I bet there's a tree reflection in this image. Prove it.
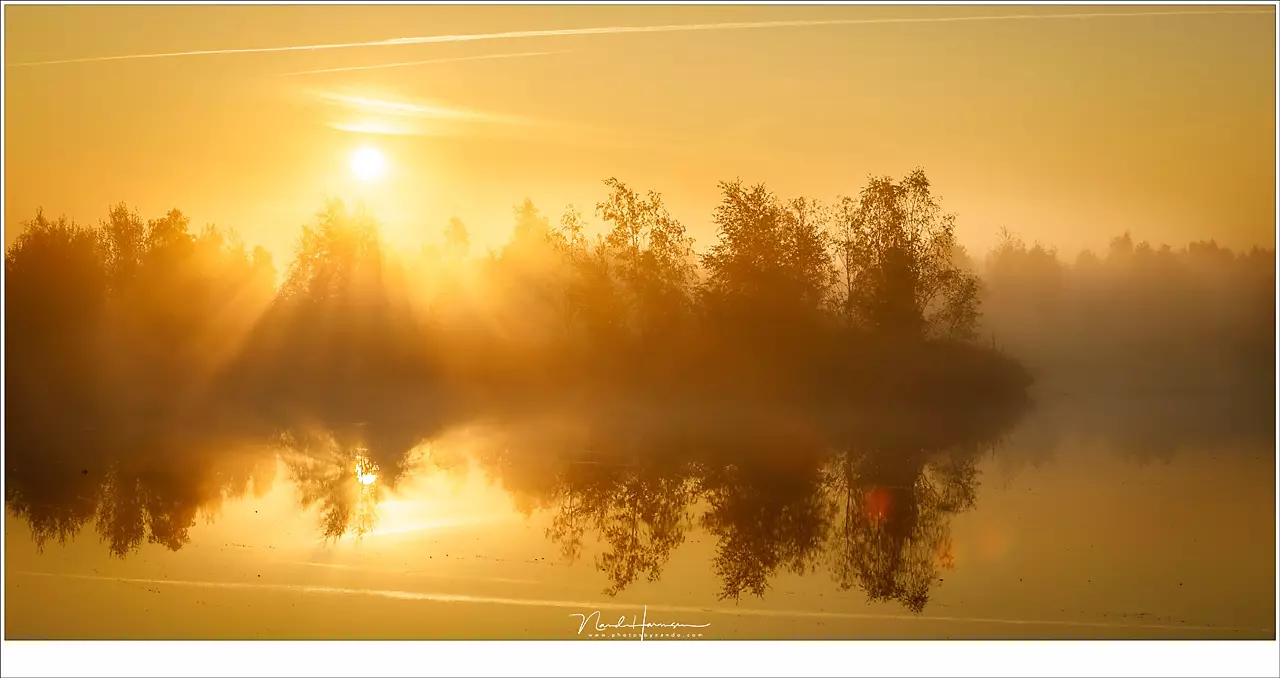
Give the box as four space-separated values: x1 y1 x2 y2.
11 390 1276 614
824 448 977 612
277 426 420 540
5 388 1018 612
699 451 831 601
6 423 276 558
545 458 696 595
471 421 700 595
475 403 1024 612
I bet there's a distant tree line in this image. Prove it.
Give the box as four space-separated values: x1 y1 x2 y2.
976 229 1274 395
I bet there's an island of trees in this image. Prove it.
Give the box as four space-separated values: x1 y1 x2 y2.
6 169 1034 436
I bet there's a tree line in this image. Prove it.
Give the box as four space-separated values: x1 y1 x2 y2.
977 229 1274 395
6 160 1271 611
5 169 1031 441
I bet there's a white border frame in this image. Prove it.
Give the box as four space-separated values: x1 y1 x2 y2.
1 1 1276 676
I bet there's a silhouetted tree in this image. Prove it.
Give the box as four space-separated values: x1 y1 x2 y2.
833 169 979 339
546 205 625 356
5 211 108 425
99 202 145 291
702 181 833 335
596 178 697 344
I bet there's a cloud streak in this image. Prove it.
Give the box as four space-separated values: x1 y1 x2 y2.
280 50 568 76
8 9 1273 67
319 92 500 121
316 91 530 125
312 89 536 136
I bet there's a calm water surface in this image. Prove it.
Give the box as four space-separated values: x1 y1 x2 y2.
5 394 1275 640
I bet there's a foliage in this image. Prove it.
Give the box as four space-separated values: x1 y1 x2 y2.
832 169 980 340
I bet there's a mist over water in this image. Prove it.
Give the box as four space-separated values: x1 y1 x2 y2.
4 171 1274 639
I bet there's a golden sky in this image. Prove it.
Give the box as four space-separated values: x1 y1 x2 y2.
4 4 1276 261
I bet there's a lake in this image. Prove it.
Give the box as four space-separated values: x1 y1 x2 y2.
5 393 1275 640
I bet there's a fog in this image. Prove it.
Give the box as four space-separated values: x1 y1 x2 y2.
975 230 1274 396
4 170 1274 613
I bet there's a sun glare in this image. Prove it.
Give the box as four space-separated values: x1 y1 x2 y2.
354 455 379 486
350 146 386 181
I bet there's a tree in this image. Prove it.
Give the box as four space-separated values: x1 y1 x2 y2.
833 169 979 340
701 181 833 330
506 198 552 259
984 229 1065 322
99 202 145 291
545 205 624 350
443 217 470 259
5 211 108 422
280 200 384 303
248 200 434 416
595 178 696 341
548 204 590 258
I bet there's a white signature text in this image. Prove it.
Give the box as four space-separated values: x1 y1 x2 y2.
569 605 710 640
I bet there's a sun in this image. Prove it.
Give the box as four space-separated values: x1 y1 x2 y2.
350 146 386 181
353 455 379 486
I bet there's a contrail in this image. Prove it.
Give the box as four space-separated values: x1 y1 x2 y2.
7 9 1273 67
11 570 1270 635
279 49 568 76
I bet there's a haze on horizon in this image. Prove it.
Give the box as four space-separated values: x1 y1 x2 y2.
3 4 1276 262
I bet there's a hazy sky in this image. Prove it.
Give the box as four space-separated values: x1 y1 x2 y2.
4 5 1276 262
